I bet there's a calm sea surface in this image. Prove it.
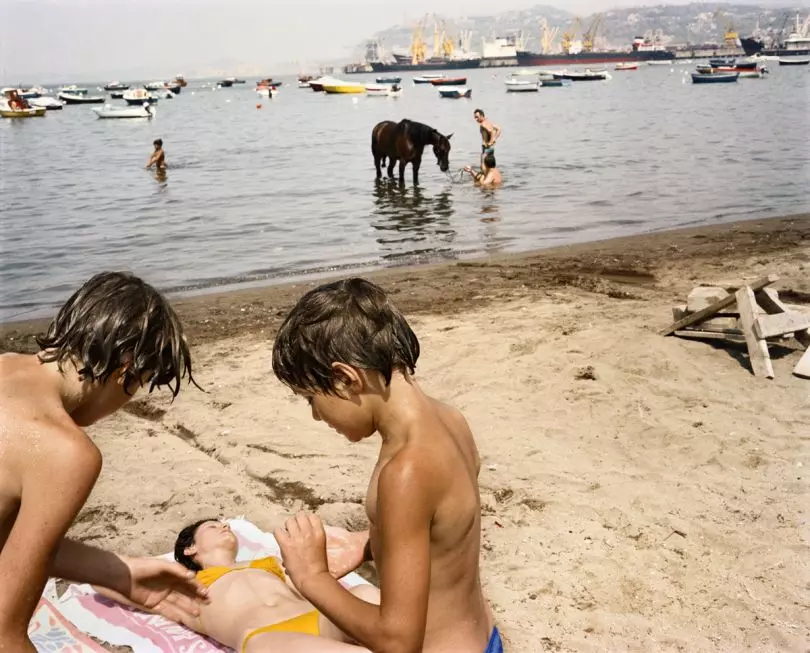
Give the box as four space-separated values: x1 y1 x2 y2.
2 65 809 321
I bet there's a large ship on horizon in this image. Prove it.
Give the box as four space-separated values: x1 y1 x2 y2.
517 34 676 67
740 13 810 57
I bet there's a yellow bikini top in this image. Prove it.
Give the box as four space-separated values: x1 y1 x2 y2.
196 556 286 588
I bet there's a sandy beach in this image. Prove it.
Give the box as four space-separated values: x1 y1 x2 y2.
3 214 809 652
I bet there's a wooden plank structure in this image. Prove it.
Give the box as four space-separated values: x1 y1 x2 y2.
661 274 810 379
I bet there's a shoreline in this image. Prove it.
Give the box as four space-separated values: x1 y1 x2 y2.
2 212 808 353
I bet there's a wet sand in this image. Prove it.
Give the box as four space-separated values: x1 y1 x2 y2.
3 213 809 652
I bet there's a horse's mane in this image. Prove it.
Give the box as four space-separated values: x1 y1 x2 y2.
400 119 441 146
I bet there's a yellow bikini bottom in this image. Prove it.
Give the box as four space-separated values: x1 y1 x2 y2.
241 611 320 652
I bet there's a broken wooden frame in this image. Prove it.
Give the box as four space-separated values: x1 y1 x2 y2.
661 274 810 379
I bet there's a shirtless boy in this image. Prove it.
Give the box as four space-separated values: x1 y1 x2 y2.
0 272 206 651
464 152 503 188
146 138 166 170
98 518 379 652
474 109 501 167
271 278 502 653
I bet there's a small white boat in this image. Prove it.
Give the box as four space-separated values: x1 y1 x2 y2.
28 96 63 110
365 83 402 97
647 60 674 66
438 87 472 99
59 90 105 104
256 87 277 98
93 103 154 119
778 56 810 66
504 78 538 92
615 62 639 70
123 88 157 105
413 73 445 84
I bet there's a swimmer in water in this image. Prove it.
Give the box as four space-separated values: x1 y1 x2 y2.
464 152 502 187
473 109 500 168
146 138 166 170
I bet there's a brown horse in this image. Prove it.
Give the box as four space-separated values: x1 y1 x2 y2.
371 119 452 185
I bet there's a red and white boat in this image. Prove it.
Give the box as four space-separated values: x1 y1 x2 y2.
615 62 638 70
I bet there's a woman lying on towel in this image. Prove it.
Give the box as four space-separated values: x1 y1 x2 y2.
96 519 379 652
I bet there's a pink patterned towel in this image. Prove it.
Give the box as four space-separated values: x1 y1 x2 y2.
29 595 107 653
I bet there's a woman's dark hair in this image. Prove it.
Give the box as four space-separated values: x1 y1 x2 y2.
36 271 195 397
272 278 420 394
484 152 496 168
154 138 163 147
174 518 218 571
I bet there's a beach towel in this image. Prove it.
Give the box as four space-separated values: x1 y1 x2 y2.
52 518 371 653
30 582 107 653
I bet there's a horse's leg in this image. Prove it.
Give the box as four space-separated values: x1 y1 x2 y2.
388 158 396 179
412 157 421 186
399 159 406 185
374 154 382 179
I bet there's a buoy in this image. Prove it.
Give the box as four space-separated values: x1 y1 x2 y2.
256 103 262 109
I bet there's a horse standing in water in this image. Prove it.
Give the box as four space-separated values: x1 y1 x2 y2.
371 119 452 185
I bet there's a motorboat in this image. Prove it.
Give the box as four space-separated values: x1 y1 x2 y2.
1 90 46 117
778 56 810 65
58 88 105 104
322 80 365 94
144 81 180 94
504 78 538 92
109 91 126 99
430 77 467 86
174 75 188 87
375 76 402 84
308 76 340 92
217 79 234 88
438 87 472 98
413 73 445 84
691 72 739 83
550 69 609 81
123 88 157 105
538 78 572 87
365 84 403 97
93 103 154 119
647 60 674 66
104 81 130 91
28 96 63 110
615 62 639 70
298 75 314 88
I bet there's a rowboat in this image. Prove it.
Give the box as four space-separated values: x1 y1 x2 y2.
438 87 472 99
59 91 105 104
413 74 445 84
647 60 674 66
322 81 365 94
615 62 638 70
691 72 739 83
365 84 402 97
0 105 46 117
778 56 810 65
504 78 538 92
123 88 157 105
431 77 467 86
93 103 154 119
28 96 63 110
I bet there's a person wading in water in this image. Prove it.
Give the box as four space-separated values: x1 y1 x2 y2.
473 109 501 168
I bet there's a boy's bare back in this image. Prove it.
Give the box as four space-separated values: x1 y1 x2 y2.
367 396 489 652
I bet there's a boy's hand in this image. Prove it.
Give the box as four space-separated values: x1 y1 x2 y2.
119 555 209 620
275 513 331 593
324 526 369 578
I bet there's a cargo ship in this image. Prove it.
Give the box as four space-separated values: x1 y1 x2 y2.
740 13 810 58
517 35 676 67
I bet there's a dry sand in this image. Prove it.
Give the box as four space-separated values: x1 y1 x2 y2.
3 215 809 652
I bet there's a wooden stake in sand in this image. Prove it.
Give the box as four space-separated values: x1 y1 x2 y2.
736 286 774 379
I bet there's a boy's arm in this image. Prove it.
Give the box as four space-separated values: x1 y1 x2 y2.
492 123 501 141
92 585 206 633
279 456 435 653
0 431 101 642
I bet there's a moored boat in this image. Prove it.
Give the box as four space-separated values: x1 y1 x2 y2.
93 103 154 119
1 90 47 117
217 79 234 88
123 88 157 105
413 74 445 84
28 96 63 110
778 56 810 65
551 69 609 81
438 87 472 98
647 60 674 66
104 81 129 91
538 79 572 87
110 91 126 99
615 62 638 70
504 78 538 92
58 90 105 104
691 72 739 83
375 76 402 84
322 80 365 94
430 77 467 86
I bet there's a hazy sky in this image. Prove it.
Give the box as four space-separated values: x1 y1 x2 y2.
0 0 793 82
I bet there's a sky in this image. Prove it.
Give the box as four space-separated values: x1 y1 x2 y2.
0 0 797 83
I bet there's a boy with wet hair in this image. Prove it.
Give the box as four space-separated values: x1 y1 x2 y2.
271 278 502 653
0 272 207 651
